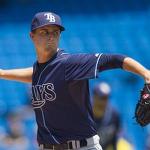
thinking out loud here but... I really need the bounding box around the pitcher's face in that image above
[30,25,61,52]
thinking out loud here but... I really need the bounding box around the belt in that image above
[39,135,100,150]
[39,139,87,150]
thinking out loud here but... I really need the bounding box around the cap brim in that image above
[31,23,65,31]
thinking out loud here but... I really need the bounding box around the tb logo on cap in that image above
[44,13,56,22]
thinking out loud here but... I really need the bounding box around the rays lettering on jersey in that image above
[32,83,56,109]
[44,13,56,22]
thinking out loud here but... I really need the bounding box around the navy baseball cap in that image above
[31,12,65,31]
[93,82,111,97]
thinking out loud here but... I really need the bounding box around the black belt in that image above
[39,139,87,150]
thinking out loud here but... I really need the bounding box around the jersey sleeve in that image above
[65,53,102,81]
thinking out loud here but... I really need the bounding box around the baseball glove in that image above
[135,84,150,126]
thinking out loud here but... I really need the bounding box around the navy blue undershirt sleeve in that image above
[98,54,127,72]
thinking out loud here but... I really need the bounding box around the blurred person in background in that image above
[0,109,31,150]
[92,82,120,150]
[17,105,38,150]
[93,82,134,150]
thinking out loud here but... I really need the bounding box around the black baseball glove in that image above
[135,84,150,126]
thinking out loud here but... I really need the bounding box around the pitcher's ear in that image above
[30,32,33,39]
